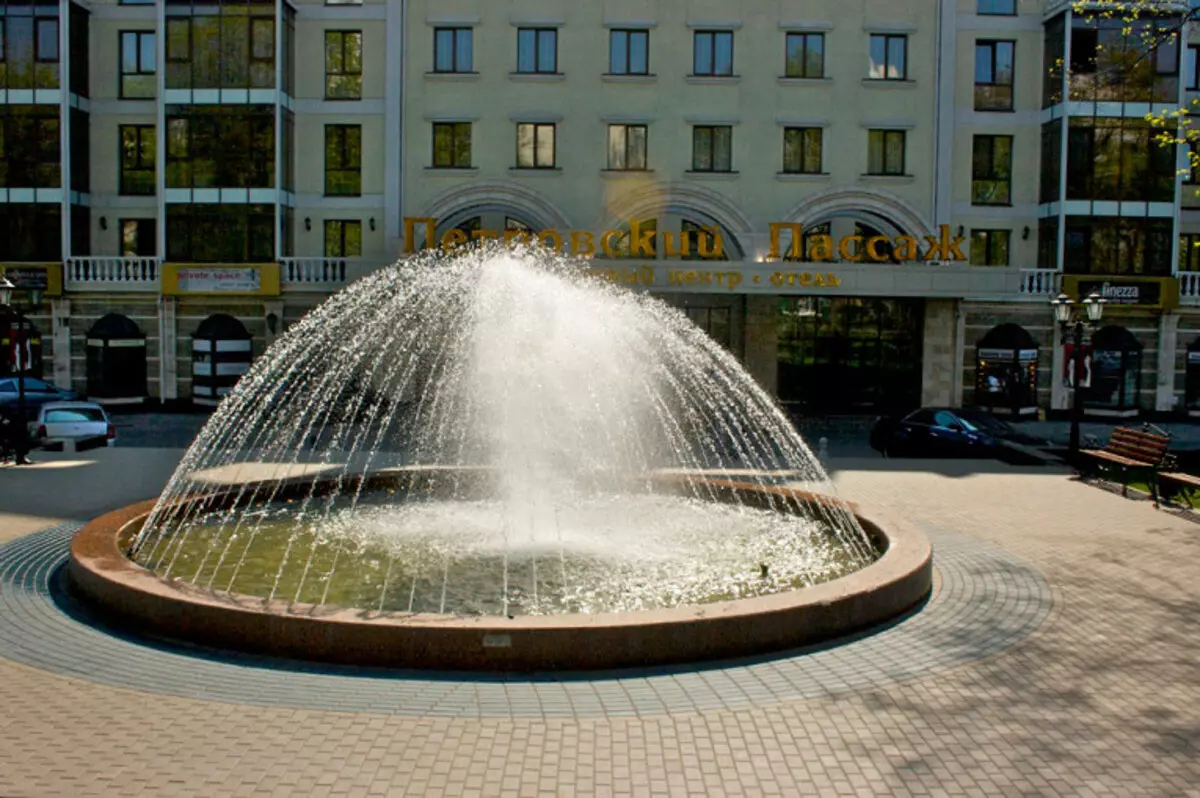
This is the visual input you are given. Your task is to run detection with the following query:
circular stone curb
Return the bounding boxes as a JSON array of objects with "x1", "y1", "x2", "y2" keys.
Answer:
[{"x1": 0, "y1": 523, "x2": 1052, "y2": 719}]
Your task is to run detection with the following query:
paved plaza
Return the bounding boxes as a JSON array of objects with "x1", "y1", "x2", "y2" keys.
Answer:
[{"x1": 0, "y1": 447, "x2": 1198, "y2": 796}]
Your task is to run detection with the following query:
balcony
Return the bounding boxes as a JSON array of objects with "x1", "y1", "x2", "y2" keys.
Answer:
[
  {"x1": 280, "y1": 258, "x2": 377, "y2": 290},
  {"x1": 65, "y1": 257, "x2": 161, "y2": 291},
  {"x1": 1179, "y1": 272, "x2": 1200, "y2": 304},
  {"x1": 1015, "y1": 269, "x2": 1062, "y2": 298}
]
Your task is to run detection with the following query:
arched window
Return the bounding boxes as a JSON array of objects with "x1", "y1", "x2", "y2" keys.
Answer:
[
  {"x1": 86, "y1": 314, "x2": 147, "y2": 404},
  {"x1": 680, "y1": 219, "x2": 726, "y2": 261}
]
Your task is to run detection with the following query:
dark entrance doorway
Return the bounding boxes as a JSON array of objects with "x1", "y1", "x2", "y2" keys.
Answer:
[{"x1": 777, "y1": 297, "x2": 925, "y2": 414}]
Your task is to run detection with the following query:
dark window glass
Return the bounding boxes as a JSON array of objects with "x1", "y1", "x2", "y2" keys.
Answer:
[
  {"x1": 681, "y1": 219, "x2": 726, "y2": 261},
  {"x1": 69, "y1": 3, "x2": 89, "y2": 98},
  {"x1": 324, "y1": 220, "x2": 362, "y2": 258},
  {"x1": 607, "y1": 124, "x2": 647, "y2": 170},
  {"x1": 1187, "y1": 45, "x2": 1200, "y2": 91},
  {"x1": 434, "y1": 27, "x2": 472, "y2": 73},
  {"x1": 785, "y1": 33, "x2": 824, "y2": 78},
  {"x1": 70, "y1": 107, "x2": 89, "y2": 193},
  {"x1": 163, "y1": 14, "x2": 276, "y2": 90},
  {"x1": 970, "y1": 230, "x2": 1011, "y2": 265},
  {"x1": 0, "y1": 14, "x2": 62, "y2": 90},
  {"x1": 516, "y1": 28, "x2": 557, "y2": 74},
  {"x1": 120, "y1": 218, "x2": 157, "y2": 257},
  {"x1": 868, "y1": 34, "x2": 906, "y2": 80},
  {"x1": 1063, "y1": 216, "x2": 1173, "y2": 276},
  {"x1": 325, "y1": 124, "x2": 362, "y2": 194},
  {"x1": 325, "y1": 31, "x2": 363, "y2": 98},
  {"x1": 515, "y1": 123, "x2": 555, "y2": 168},
  {"x1": 1042, "y1": 13, "x2": 1065, "y2": 108},
  {"x1": 1180, "y1": 234, "x2": 1200, "y2": 272},
  {"x1": 120, "y1": 31, "x2": 156, "y2": 99},
  {"x1": 165, "y1": 204, "x2": 274, "y2": 263},
  {"x1": 974, "y1": 40, "x2": 1014, "y2": 110},
  {"x1": 1068, "y1": 17, "x2": 1179, "y2": 103},
  {"x1": 165, "y1": 107, "x2": 275, "y2": 189},
  {"x1": 692, "y1": 125, "x2": 732, "y2": 172},
  {"x1": 120, "y1": 125, "x2": 155, "y2": 195},
  {"x1": 1065, "y1": 118, "x2": 1176, "y2": 203},
  {"x1": 693, "y1": 31, "x2": 733, "y2": 76},
  {"x1": 782, "y1": 127, "x2": 822, "y2": 173},
  {"x1": 0, "y1": 106, "x2": 60, "y2": 188},
  {"x1": 1040, "y1": 120, "x2": 1062, "y2": 203},
  {"x1": 432, "y1": 122, "x2": 471, "y2": 168},
  {"x1": 977, "y1": 0, "x2": 1016, "y2": 14},
  {"x1": 609, "y1": 29, "x2": 649, "y2": 75},
  {"x1": 972, "y1": 135, "x2": 1012, "y2": 204},
  {"x1": 867, "y1": 129, "x2": 906, "y2": 175},
  {"x1": 0, "y1": 204, "x2": 61, "y2": 261}
]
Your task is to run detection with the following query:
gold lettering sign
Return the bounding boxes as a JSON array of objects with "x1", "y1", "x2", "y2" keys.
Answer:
[{"x1": 767, "y1": 223, "x2": 967, "y2": 262}]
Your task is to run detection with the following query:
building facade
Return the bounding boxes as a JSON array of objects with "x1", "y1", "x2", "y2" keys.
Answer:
[{"x1": 2, "y1": 0, "x2": 1200, "y2": 418}]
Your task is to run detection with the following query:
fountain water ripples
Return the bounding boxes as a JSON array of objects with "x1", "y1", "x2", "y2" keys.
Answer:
[{"x1": 129, "y1": 244, "x2": 878, "y2": 616}]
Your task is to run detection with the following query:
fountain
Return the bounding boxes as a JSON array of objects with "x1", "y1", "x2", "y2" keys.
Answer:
[{"x1": 68, "y1": 244, "x2": 932, "y2": 670}]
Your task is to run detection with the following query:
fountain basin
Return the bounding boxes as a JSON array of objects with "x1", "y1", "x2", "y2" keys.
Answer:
[{"x1": 67, "y1": 474, "x2": 932, "y2": 672}]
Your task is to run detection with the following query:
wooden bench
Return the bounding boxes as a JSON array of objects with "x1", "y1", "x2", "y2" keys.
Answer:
[
  {"x1": 1155, "y1": 455, "x2": 1200, "y2": 510},
  {"x1": 1079, "y1": 426, "x2": 1171, "y2": 497}
]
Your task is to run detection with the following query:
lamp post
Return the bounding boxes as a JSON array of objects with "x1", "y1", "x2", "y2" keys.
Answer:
[
  {"x1": 1051, "y1": 290, "x2": 1106, "y2": 462},
  {"x1": 0, "y1": 275, "x2": 36, "y2": 465}
]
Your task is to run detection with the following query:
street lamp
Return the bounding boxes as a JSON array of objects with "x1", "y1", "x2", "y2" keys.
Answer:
[
  {"x1": 0, "y1": 275, "x2": 35, "y2": 465},
  {"x1": 1051, "y1": 290, "x2": 1106, "y2": 461}
]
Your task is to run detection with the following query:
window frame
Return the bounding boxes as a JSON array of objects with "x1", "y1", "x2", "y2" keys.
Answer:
[
  {"x1": 34, "y1": 17, "x2": 59, "y2": 63},
  {"x1": 970, "y1": 229, "x2": 1011, "y2": 266},
  {"x1": 516, "y1": 28, "x2": 558, "y2": 74},
  {"x1": 972, "y1": 134, "x2": 1014, "y2": 205},
  {"x1": 324, "y1": 30, "x2": 364, "y2": 100},
  {"x1": 974, "y1": 39, "x2": 1016, "y2": 111},
  {"x1": 119, "y1": 124, "x2": 156, "y2": 196},
  {"x1": 782, "y1": 126, "x2": 823, "y2": 174},
  {"x1": 606, "y1": 123, "x2": 648, "y2": 171},
  {"x1": 433, "y1": 27, "x2": 473, "y2": 73},
  {"x1": 1187, "y1": 44, "x2": 1200, "y2": 91},
  {"x1": 119, "y1": 30, "x2": 157, "y2": 100},
  {"x1": 866, "y1": 129, "x2": 907, "y2": 175},
  {"x1": 608, "y1": 28, "x2": 649, "y2": 76},
  {"x1": 324, "y1": 219, "x2": 363, "y2": 258},
  {"x1": 868, "y1": 33, "x2": 908, "y2": 81},
  {"x1": 977, "y1": 0, "x2": 1017, "y2": 15},
  {"x1": 691, "y1": 125, "x2": 734, "y2": 173},
  {"x1": 431, "y1": 121, "x2": 472, "y2": 169},
  {"x1": 515, "y1": 122, "x2": 556, "y2": 169},
  {"x1": 324, "y1": 124, "x2": 363, "y2": 196},
  {"x1": 784, "y1": 32, "x2": 824, "y2": 79},
  {"x1": 692, "y1": 30, "x2": 734, "y2": 77}
]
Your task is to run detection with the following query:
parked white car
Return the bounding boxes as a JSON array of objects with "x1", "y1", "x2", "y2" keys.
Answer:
[{"x1": 30, "y1": 402, "x2": 116, "y2": 451}]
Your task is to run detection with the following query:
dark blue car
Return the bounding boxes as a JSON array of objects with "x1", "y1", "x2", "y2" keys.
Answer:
[
  {"x1": 870, "y1": 407, "x2": 1054, "y2": 464},
  {"x1": 0, "y1": 377, "x2": 80, "y2": 421}
]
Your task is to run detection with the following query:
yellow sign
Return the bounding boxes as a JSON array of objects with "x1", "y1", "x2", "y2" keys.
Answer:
[
  {"x1": 0, "y1": 263, "x2": 63, "y2": 297},
  {"x1": 403, "y1": 218, "x2": 970, "y2": 263},
  {"x1": 1061, "y1": 275, "x2": 1179, "y2": 311},
  {"x1": 161, "y1": 263, "x2": 281, "y2": 297},
  {"x1": 587, "y1": 264, "x2": 844, "y2": 293}
]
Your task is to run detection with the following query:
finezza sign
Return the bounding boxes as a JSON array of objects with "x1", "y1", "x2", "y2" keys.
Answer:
[{"x1": 403, "y1": 218, "x2": 970, "y2": 262}]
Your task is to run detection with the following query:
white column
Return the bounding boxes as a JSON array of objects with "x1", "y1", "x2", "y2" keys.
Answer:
[
  {"x1": 1157, "y1": 311, "x2": 1180, "y2": 411},
  {"x1": 158, "y1": 297, "x2": 178, "y2": 401},
  {"x1": 273, "y1": 0, "x2": 284, "y2": 260},
  {"x1": 155, "y1": 0, "x2": 167, "y2": 259},
  {"x1": 51, "y1": 298, "x2": 71, "y2": 390},
  {"x1": 932, "y1": 0, "x2": 956, "y2": 229},
  {"x1": 384, "y1": 0, "x2": 405, "y2": 249},
  {"x1": 59, "y1": 0, "x2": 71, "y2": 259},
  {"x1": 1055, "y1": 12, "x2": 1072, "y2": 274},
  {"x1": 1051, "y1": 322, "x2": 1067, "y2": 410}
]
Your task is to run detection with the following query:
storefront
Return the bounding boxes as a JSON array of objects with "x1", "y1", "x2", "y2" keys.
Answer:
[
  {"x1": 1086, "y1": 324, "x2": 1142, "y2": 417},
  {"x1": 776, "y1": 297, "x2": 925, "y2": 414},
  {"x1": 974, "y1": 323, "x2": 1040, "y2": 417},
  {"x1": 86, "y1": 314, "x2": 148, "y2": 405}
]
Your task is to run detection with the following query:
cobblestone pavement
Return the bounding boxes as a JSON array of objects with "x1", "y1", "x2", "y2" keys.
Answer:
[{"x1": 0, "y1": 451, "x2": 1198, "y2": 796}]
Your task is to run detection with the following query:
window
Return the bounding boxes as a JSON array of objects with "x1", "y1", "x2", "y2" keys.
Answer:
[
  {"x1": 868, "y1": 34, "x2": 907, "y2": 80},
  {"x1": 1187, "y1": 45, "x2": 1200, "y2": 91},
  {"x1": 1180, "y1": 234, "x2": 1200, "y2": 272},
  {"x1": 120, "y1": 219, "x2": 156, "y2": 257},
  {"x1": 782, "y1": 127, "x2": 822, "y2": 174},
  {"x1": 516, "y1": 28, "x2": 557, "y2": 74},
  {"x1": 0, "y1": 108, "x2": 61, "y2": 188},
  {"x1": 165, "y1": 204, "x2": 274, "y2": 263},
  {"x1": 970, "y1": 230, "x2": 1011, "y2": 266},
  {"x1": 325, "y1": 31, "x2": 363, "y2": 99},
  {"x1": 785, "y1": 33, "x2": 824, "y2": 78},
  {"x1": 434, "y1": 27, "x2": 473, "y2": 73},
  {"x1": 693, "y1": 31, "x2": 733, "y2": 76},
  {"x1": 163, "y1": 15, "x2": 275, "y2": 90},
  {"x1": 325, "y1": 220, "x2": 363, "y2": 258},
  {"x1": 972, "y1": 135, "x2": 1012, "y2": 204},
  {"x1": 609, "y1": 29, "x2": 649, "y2": 75},
  {"x1": 432, "y1": 122, "x2": 471, "y2": 168},
  {"x1": 607, "y1": 124, "x2": 647, "y2": 170},
  {"x1": 119, "y1": 31, "x2": 156, "y2": 99},
  {"x1": 692, "y1": 125, "x2": 733, "y2": 172},
  {"x1": 681, "y1": 220, "x2": 727, "y2": 261},
  {"x1": 975, "y1": 40, "x2": 1015, "y2": 110},
  {"x1": 119, "y1": 125, "x2": 155, "y2": 196},
  {"x1": 1064, "y1": 216, "x2": 1173, "y2": 276},
  {"x1": 867, "y1": 129, "x2": 905, "y2": 175},
  {"x1": 977, "y1": 0, "x2": 1016, "y2": 14},
  {"x1": 684, "y1": 306, "x2": 732, "y2": 350},
  {"x1": 165, "y1": 109, "x2": 274, "y2": 189},
  {"x1": 1066, "y1": 118, "x2": 1176, "y2": 203},
  {"x1": 35, "y1": 18, "x2": 58, "y2": 62},
  {"x1": 516, "y1": 123, "x2": 555, "y2": 168},
  {"x1": 325, "y1": 124, "x2": 362, "y2": 195}
]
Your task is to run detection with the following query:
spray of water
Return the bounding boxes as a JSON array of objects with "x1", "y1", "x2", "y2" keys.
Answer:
[{"x1": 129, "y1": 244, "x2": 878, "y2": 615}]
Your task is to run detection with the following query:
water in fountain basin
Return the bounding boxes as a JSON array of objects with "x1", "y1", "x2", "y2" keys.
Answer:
[{"x1": 131, "y1": 243, "x2": 878, "y2": 615}]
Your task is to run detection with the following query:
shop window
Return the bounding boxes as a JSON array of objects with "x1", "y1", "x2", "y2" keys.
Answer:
[
  {"x1": 1086, "y1": 325, "x2": 1142, "y2": 415},
  {"x1": 975, "y1": 323, "x2": 1039, "y2": 417}
]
